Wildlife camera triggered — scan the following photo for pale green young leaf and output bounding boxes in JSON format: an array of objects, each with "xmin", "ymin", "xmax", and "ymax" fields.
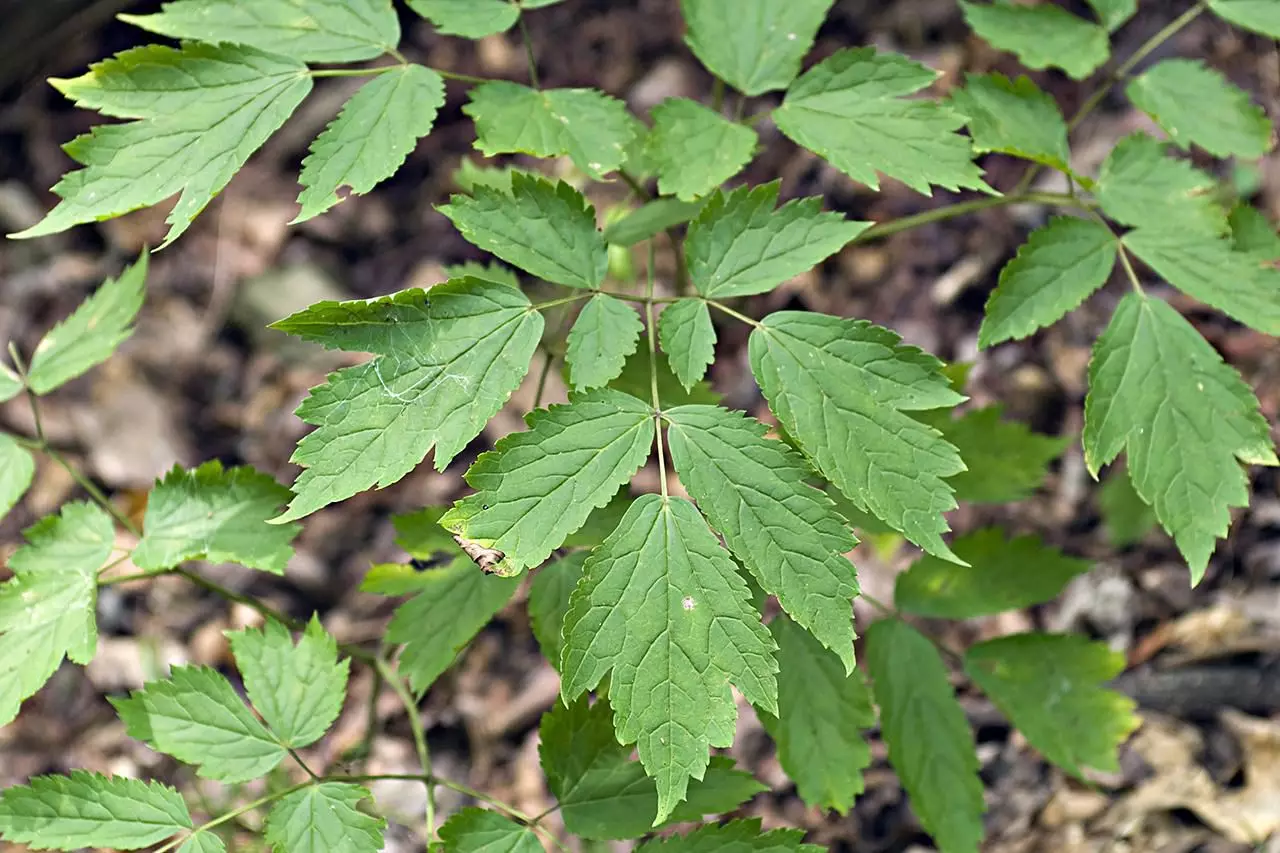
[
  {"xmin": 441, "ymin": 390, "xmax": 654, "ymax": 577},
  {"xmin": 647, "ymin": 98, "xmax": 757, "ymax": 200},
  {"xmin": 275, "ymin": 281, "xmax": 542, "ymax": 521},
  {"xmin": 758, "ymin": 615, "xmax": 874, "ymax": 814},
  {"xmin": 133, "ymin": 461, "xmax": 298, "ymax": 573},
  {"xmin": 119, "ymin": 0, "xmax": 399, "ymax": 63},
  {"xmin": 866, "ymin": 619, "xmax": 984, "ymax": 853},
  {"xmin": 1229, "ymin": 204, "xmax": 1280, "ymax": 262},
  {"xmin": 0, "ymin": 362, "xmax": 20, "ymax": 403},
  {"xmin": 0, "ymin": 434, "xmax": 34, "ymax": 520},
  {"xmin": 949, "ymin": 73, "xmax": 1071, "ymax": 173},
  {"xmin": 681, "ymin": 0, "xmax": 834, "ymax": 95},
  {"xmin": 638, "ymin": 819, "xmax": 822, "ymax": 852},
  {"xmin": 226, "ymin": 618, "xmax": 348, "ymax": 749},
  {"xmin": 406, "ymin": 0, "xmax": 519, "ymax": 37},
  {"xmin": 1098, "ymin": 465, "xmax": 1158, "ymax": 548},
  {"xmin": 14, "ymin": 45, "xmax": 311, "ymax": 246},
  {"xmin": 565, "ymin": 294, "xmax": 643, "ymax": 390},
  {"xmin": 178, "ymin": 834, "xmax": 227, "ymax": 853},
  {"xmin": 440, "ymin": 174, "xmax": 607, "ymax": 288},
  {"xmin": 0, "ymin": 771, "xmax": 190, "ymax": 851},
  {"xmin": 1123, "ymin": 228, "xmax": 1280, "ymax": 336},
  {"xmin": 438, "ymin": 808, "xmax": 541, "ymax": 853},
  {"xmin": 361, "ymin": 562, "xmax": 438, "ymax": 596},
  {"xmin": 561, "ymin": 494, "xmax": 779, "ymax": 822},
  {"xmin": 978, "ymin": 217, "xmax": 1117, "ymax": 347},
  {"xmin": 895, "ymin": 528, "xmax": 1091, "ymax": 620},
  {"xmin": 749, "ymin": 312, "xmax": 966, "ymax": 562},
  {"xmin": 1208, "ymin": 0, "xmax": 1280, "ymax": 38},
  {"xmin": 960, "ymin": 1, "xmax": 1109, "ymax": 80},
  {"xmin": 1127, "ymin": 59, "xmax": 1272, "ymax": 159},
  {"xmin": 529, "ymin": 553, "xmax": 587, "ymax": 668},
  {"xmin": 604, "ymin": 198, "xmax": 704, "ymax": 247},
  {"xmin": 264, "ymin": 783, "xmax": 384, "ymax": 853},
  {"xmin": 941, "ymin": 406, "xmax": 1071, "ymax": 503},
  {"xmin": 452, "ymin": 158, "xmax": 519, "ymax": 195},
  {"xmin": 0, "ymin": 502, "xmax": 112, "ymax": 727},
  {"xmin": 442, "ymin": 260, "xmax": 520, "ymax": 288},
  {"xmin": 686, "ymin": 183, "xmax": 869, "ymax": 298},
  {"xmin": 27, "ymin": 255, "xmax": 147, "ymax": 395},
  {"xmin": 295, "ymin": 65, "xmax": 445, "ymax": 222},
  {"xmin": 1087, "ymin": 0, "xmax": 1136, "ymax": 30},
  {"xmin": 1095, "ymin": 134, "xmax": 1228, "ymax": 236},
  {"xmin": 774, "ymin": 48, "xmax": 989, "ymax": 195},
  {"xmin": 659, "ymin": 299, "xmax": 716, "ymax": 391},
  {"xmin": 464, "ymin": 82, "xmax": 637, "ymax": 179},
  {"xmin": 1084, "ymin": 292, "xmax": 1278, "ymax": 581},
  {"xmin": 111, "ymin": 666, "xmax": 286, "ymax": 782},
  {"xmin": 385, "ymin": 557, "xmax": 519, "ymax": 693},
  {"xmin": 392, "ymin": 506, "xmax": 456, "ymax": 558},
  {"xmin": 965, "ymin": 633, "xmax": 1139, "ymax": 777},
  {"xmin": 666, "ymin": 405, "xmax": 859, "ymax": 670},
  {"xmin": 609, "ymin": 346, "xmax": 721, "ymax": 406}
]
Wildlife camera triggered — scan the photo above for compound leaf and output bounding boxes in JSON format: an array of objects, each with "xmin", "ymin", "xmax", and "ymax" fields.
[
  {"xmin": 950, "ymin": 73, "xmax": 1070, "ymax": 173},
  {"xmin": 295, "ymin": 64, "xmax": 445, "ymax": 222},
  {"xmin": 1084, "ymin": 292, "xmax": 1278, "ymax": 582},
  {"xmin": 441, "ymin": 390, "xmax": 654, "ymax": 577},
  {"xmin": 659, "ymin": 298, "xmax": 716, "ymax": 391},
  {"xmin": 385, "ymin": 556, "xmax": 520, "ymax": 694},
  {"xmin": 561, "ymin": 494, "xmax": 778, "ymax": 823},
  {"xmin": 749, "ymin": 312, "xmax": 966, "ymax": 562},
  {"xmin": 529, "ymin": 553, "xmax": 587, "ymax": 668},
  {"xmin": 438, "ymin": 809, "xmax": 541, "ymax": 853},
  {"xmin": 686, "ymin": 182, "xmax": 869, "ymax": 298},
  {"xmin": 866, "ymin": 619, "xmax": 984, "ymax": 853},
  {"xmin": 27, "ymin": 255, "xmax": 147, "ymax": 395},
  {"xmin": 0, "ymin": 771, "xmax": 190, "ymax": 851},
  {"xmin": 1127, "ymin": 59, "xmax": 1272, "ymax": 160},
  {"xmin": 758, "ymin": 615, "xmax": 874, "ymax": 814},
  {"xmin": 0, "ymin": 502, "xmax": 112, "ymax": 728},
  {"xmin": 1208, "ymin": 0, "xmax": 1280, "ymax": 38},
  {"xmin": 895, "ymin": 528, "xmax": 1091, "ymax": 619},
  {"xmin": 604, "ymin": 198, "xmax": 705, "ymax": 247},
  {"xmin": 774, "ymin": 48, "xmax": 988, "ymax": 195},
  {"xmin": 979, "ymin": 217, "xmax": 1117, "ymax": 347},
  {"xmin": 464, "ymin": 82, "xmax": 636, "ymax": 179},
  {"xmin": 439, "ymin": 174, "xmax": 608, "ymax": 288},
  {"xmin": 665, "ymin": 405, "xmax": 859, "ymax": 670},
  {"xmin": 960, "ymin": 1, "xmax": 1109, "ymax": 80},
  {"xmin": 133, "ymin": 461, "xmax": 298, "ymax": 574},
  {"xmin": 680, "ymin": 0, "xmax": 833, "ymax": 96},
  {"xmin": 264, "ymin": 783, "xmax": 384, "ymax": 853},
  {"xmin": 965, "ymin": 633, "xmax": 1139, "ymax": 777},
  {"xmin": 406, "ymin": 0, "xmax": 519, "ymax": 37},
  {"xmin": 647, "ymin": 98, "xmax": 757, "ymax": 200},
  {"xmin": 610, "ymin": 346, "xmax": 721, "ymax": 406},
  {"xmin": 0, "ymin": 434, "xmax": 34, "ymax": 520},
  {"xmin": 1087, "ymin": 0, "xmax": 1136, "ymax": 30},
  {"xmin": 565, "ymin": 294, "xmax": 643, "ymax": 390},
  {"xmin": 940, "ymin": 406, "xmax": 1071, "ymax": 503},
  {"xmin": 274, "ymin": 280, "xmax": 542, "ymax": 521},
  {"xmin": 1095, "ymin": 133, "xmax": 1228, "ymax": 237},
  {"xmin": 637, "ymin": 819, "xmax": 822, "ymax": 852},
  {"xmin": 226, "ymin": 617, "xmax": 348, "ymax": 750}
]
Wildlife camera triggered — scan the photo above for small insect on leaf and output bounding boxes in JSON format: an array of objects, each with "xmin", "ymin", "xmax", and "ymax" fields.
[{"xmin": 453, "ymin": 534, "xmax": 506, "ymax": 573}]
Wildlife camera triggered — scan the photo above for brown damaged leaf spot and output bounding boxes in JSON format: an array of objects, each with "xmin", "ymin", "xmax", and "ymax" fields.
[{"xmin": 453, "ymin": 534, "xmax": 505, "ymax": 573}]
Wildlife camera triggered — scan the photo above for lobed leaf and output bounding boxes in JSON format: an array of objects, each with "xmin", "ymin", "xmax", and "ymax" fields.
[
  {"xmin": 950, "ymin": 73, "xmax": 1071, "ymax": 173},
  {"xmin": 1095, "ymin": 133, "xmax": 1228, "ymax": 236},
  {"xmin": 438, "ymin": 808, "xmax": 541, "ymax": 853},
  {"xmin": 680, "ymin": 0, "xmax": 834, "ymax": 96},
  {"xmin": 637, "ymin": 819, "xmax": 822, "ymax": 853},
  {"xmin": 406, "ymin": 0, "xmax": 520, "ymax": 38},
  {"xmin": 528, "ymin": 552, "xmax": 587, "ymax": 668},
  {"xmin": 1208, "ymin": 0, "xmax": 1280, "ymax": 38},
  {"xmin": 960, "ymin": 1, "xmax": 1109, "ymax": 81},
  {"xmin": 659, "ymin": 298, "xmax": 717, "ymax": 390},
  {"xmin": 1126, "ymin": 59, "xmax": 1273, "ymax": 160},
  {"xmin": 647, "ymin": 98, "xmax": 757, "ymax": 200},
  {"xmin": 940, "ymin": 406, "xmax": 1071, "ymax": 503},
  {"xmin": 565, "ymin": 294, "xmax": 644, "ymax": 390},
  {"xmin": 263, "ymin": 783, "xmax": 384, "ymax": 853},
  {"xmin": 0, "ymin": 434, "xmax": 34, "ymax": 520}
]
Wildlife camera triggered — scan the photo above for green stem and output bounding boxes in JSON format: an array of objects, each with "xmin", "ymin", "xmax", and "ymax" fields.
[
  {"xmin": 645, "ymin": 242, "xmax": 669, "ymax": 498},
  {"xmin": 705, "ymin": 299, "xmax": 760, "ymax": 328},
  {"xmin": 856, "ymin": 191, "xmax": 1088, "ymax": 242},
  {"xmin": 310, "ymin": 64, "xmax": 402, "ymax": 79},
  {"xmin": 712, "ymin": 78, "xmax": 726, "ymax": 112},
  {"xmin": 532, "ymin": 292, "xmax": 592, "ymax": 312},
  {"xmin": 434, "ymin": 68, "xmax": 494, "ymax": 85},
  {"xmin": 377, "ymin": 656, "xmax": 436, "ymax": 841},
  {"xmin": 1117, "ymin": 244, "xmax": 1147, "ymax": 296},
  {"xmin": 518, "ymin": 13, "xmax": 540, "ymax": 88},
  {"xmin": 155, "ymin": 781, "xmax": 313, "ymax": 853}
]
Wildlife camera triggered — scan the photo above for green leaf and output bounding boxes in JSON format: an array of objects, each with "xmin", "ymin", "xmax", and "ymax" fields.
[
  {"xmin": 960, "ymin": 1, "xmax": 1109, "ymax": 81},
  {"xmin": 226, "ymin": 617, "xmax": 348, "ymax": 750},
  {"xmin": 949, "ymin": 73, "xmax": 1070, "ymax": 173},
  {"xmin": 647, "ymin": 98, "xmax": 757, "ymax": 200},
  {"xmin": 895, "ymin": 528, "xmax": 1091, "ymax": 619},
  {"xmin": 685, "ymin": 183, "xmax": 869, "ymax": 298},
  {"xmin": 940, "ymin": 406, "xmax": 1071, "ymax": 503},
  {"xmin": 1084, "ymin": 292, "xmax": 1278, "ymax": 581},
  {"xmin": 15, "ymin": 44, "xmax": 311, "ymax": 246},
  {"xmin": 442, "ymin": 390, "xmax": 654, "ymax": 577},
  {"xmin": 0, "ymin": 771, "xmax": 190, "ymax": 851},
  {"xmin": 750, "ymin": 312, "xmax": 966, "ymax": 562},
  {"xmin": 965, "ymin": 633, "xmax": 1139, "ymax": 777},
  {"xmin": 561, "ymin": 494, "xmax": 778, "ymax": 822},
  {"xmin": 111, "ymin": 666, "xmax": 286, "ymax": 783},
  {"xmin": 978, "ymin": 217, "xmax": 1117, "ymax": 347},
  {"xmin": 178, "ymin": 834, "xmax": 227, "ymax": 853},
  {"xmin": 385, "ymin": 557, "xmax": 519, "ymax": 693},
  {"xmin": 264, "ymin": 783, "xmax": 384, "ymax": 853},
  {"xmin": 443, "ymin": 260, "xmax": 520, "ymax": 288},
  {"xmin": 564, "ymin": 489, "xmax": 634, "ymax": 547},
  {"xmin": 1126, "ymin": 59, "xmax": 1272, "ymax": 160},
  {"xmin": 680, "ymin": 0, "xmax": 834, "ymax": 96},
  {"xmin": 438, "ymin": 808, "xmax": 541, "ymax": 853},
  {"xmin": 0, "ymin": 502, "xmax": 112, "ymax": 727},
  {"xmin": 637, "ymin": 819, "xmax": 821, "ymax": 853},
  {"xmin": 1123, "ymin": 228, "xmax": 1280, "ymax": 336},
  {"xmin": 119, "ymin": 0, "xmax": 399, "ymax": 63},
  {"xmin": 609, "ymin": 346, "xmax": 721, "ymax": 406},
  {"xmin": 1086, "ymin": 0, "xmax": 1136, "ymax": 30},
  {"xmin": 295, "ymin": 65, "xmax": 445, "ymax": 222},
  {"xmin": 406, "ymin": 0, "xmax": 520, "ymax": 37},
  {"xmin": 26, "ymin": 255, "xmax": 147, "ymax": 395},
  {"xmin": 1095, "ymin": 134, "xmax": 1228, "ymax": 237},
  {"xmin": 275, "ymin": 280, "xmax": 542, "ymax": 521},
  {"xmin": 666, "ymin": 405, "xmax": 859, "ymax": 670},
  {"xmin": 565, "ymin": 294, "xmax": 644, "ymax": 390},
  {"xmin": 0, "ymin": 434, "xmax": 34, "ymax": 520},
  {"xmin": 758, "ymin": 615, "xmax": 874, "ymax": 814},
  {"xmin": 133, "ymin": 461, "xmax": 298, "ymax": 574},
  {"xmin": 775, "ymin": 48, "xmax": 988, "ymax": 195},
  {"xmin": 0, "ymin": 362, "xmax": 21, "ymax": 403},
  {"xmin": 529, "ymin": 553, "xmax": 586, "ymax": 668},
  {"xmin": 1209, "ymin": 0, "xmax": 1280, "ymax": 38},
  {"xmin": 1229, "ymin": 204, "xmax": 1280, "ymax": 262},
  {"xmin": 1098, "ymin": 464, "xmax": 1158, "ymax": 548},
  {"xmin": 659, "ymin": 299, "xmax": 716, "ymax": 391},
  {"xmin": 452, "ymin": 158, "xmax": 519, "ymax": 195},
  {"xmin": 391, "ymin": 506, "xmax": 457, "ymax": 559},
  {"xmin": 866, "ymin": 619, "xmax": 984, "ymax": 853},
  {"xmin": 604, "ymin": 198, "xmax": 705, "ymax": 247},
  {"xmin": 440, "ymin": 174, "xmax": 607, "ymax": 288},
  {"xmin": 464, "ymin": 82, "xmax": 637, "ymax": 179}
]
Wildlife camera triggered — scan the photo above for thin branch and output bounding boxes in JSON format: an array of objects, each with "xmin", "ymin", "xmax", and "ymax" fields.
[
  {"xmin": 518, "ymin": 13, "xmax": 540, "ymax": 89},
  {"xmin": 856, "ymin": 191, "xmax": 1089, "ymax": 243},
  {"xmin": 646, "ymin": 242, "xmax": 668, "ymax": 499},
  {"xmin": 377, "ymin": 656, "xmax": 436, "ymax": 841},
  {"xmin": 706, "ymin": 298, "xmax": 761, "ymax": 328}
]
